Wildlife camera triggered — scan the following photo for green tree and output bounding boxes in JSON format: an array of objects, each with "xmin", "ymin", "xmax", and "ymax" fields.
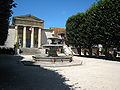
[
  {"xmin": 87, "ymin": 0, "xmax": 120, "ymax": 57},
  {"xmin": 83, "ymin": 2, "xmax": 103, "ymax": 56},
  {"xmin": 82, "ymin": 13, "xmax": 98, "ymax": 56},
  {"xmin": 66, "ymin": 13, "xmax": 85, "ymax": 55},
  {"xmin": 0, "ymin": 0, "xmax": 16, "ymax": 45},
  {"xmin": 66, "ymin": 0, "xmax": 120, "ymax": 57}
]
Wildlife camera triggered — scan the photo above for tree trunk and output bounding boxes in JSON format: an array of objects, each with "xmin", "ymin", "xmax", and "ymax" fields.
[
  {"xmin": 84, "ymin": 49, "xmax": 87, "ymax": 56},
  {"xmin": 77, "ymin": 47, "xmax": 81, "ymax": 56},
  {"xmin": 89, "ymin": 47, "xmax": 92, "ymax": 56},
  {"xmin": 104, "ymin": 46, "xmax": 109, "ymax": 57},
  {"xmin": 96, "ymin": 48, "xmax": 99, "ymax": 57}
]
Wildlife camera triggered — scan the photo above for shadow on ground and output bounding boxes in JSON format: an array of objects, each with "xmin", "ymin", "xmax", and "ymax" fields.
[{"xmin": 0, "ymin": 55, "xmax": 72, "ymax": 90}]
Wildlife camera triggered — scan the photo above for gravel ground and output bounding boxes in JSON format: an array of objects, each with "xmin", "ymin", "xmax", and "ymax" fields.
[
  {"xmin": 1, "ymin": 55, "xmax": 120, "ymax": 90},
  {"xmin": 45, "ymin": 56, "xmax": 120, "ymax": 90}
]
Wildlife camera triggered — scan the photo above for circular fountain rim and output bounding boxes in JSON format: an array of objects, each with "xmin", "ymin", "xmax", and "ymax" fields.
[{"xmin": 22, "ymin": 55, "xmax": 83, "ymax": 67}]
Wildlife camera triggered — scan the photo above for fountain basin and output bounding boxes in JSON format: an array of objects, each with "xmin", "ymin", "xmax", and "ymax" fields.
[
  {"xmin": 32, "ymin": 54, "xmax": 72, "ymax": 62},
  {"xmin": 32, "ymin": 37, "xmax": 73, "ymax": 63}
]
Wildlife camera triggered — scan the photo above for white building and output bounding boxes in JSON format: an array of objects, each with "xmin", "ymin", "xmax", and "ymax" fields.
[{"xmin": 5, "ymin": 15, "xmax": 54, "ymax": 48}]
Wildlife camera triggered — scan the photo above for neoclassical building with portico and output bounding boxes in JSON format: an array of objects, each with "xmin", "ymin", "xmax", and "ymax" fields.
[
  {"xmin": 12, "ymin": 15, "xmax": 44, "ymax": 48},
  {"xmin": 5, "ymin": 15, "xmax": 66, "ymax": 48}
]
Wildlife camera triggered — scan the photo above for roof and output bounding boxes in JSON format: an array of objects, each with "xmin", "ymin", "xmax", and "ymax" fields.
[
  {"xmin": 13, "ymin": 14, "xmax": 44, "ymax": 22},
  {"xmin": 50, "ymin": 27, "xmax": 66, "ymax": 37},
  {"xmin": 42, "ymin": 29, "xmax": 53, "ymax": 31},
  {"xmin": 50, "ymin": 27, "xmax": 65, "ymax": 31}
]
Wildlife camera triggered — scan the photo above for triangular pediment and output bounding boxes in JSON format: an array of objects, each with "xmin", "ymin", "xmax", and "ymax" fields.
[{"xmin": 13, "ymin": 15, "xmax": 44, "ymax": 22}]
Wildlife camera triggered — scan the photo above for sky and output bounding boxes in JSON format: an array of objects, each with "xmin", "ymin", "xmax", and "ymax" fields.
[{"xmin": 12, "ymin": 0, "xmax": 97, "ymax": 29}]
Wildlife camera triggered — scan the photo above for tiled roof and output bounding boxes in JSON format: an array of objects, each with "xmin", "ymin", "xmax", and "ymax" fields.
[{"xmin": 50, "ymin": 27, "xmax": 66, "ymax": 37}]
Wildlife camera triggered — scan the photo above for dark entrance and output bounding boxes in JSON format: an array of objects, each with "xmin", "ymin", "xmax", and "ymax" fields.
[
  {"xmin": 34, "ymin": 27, "xmax": 38, "ymax": 48},
  {"xmin": 26, "ymin": 27, "xmax": 31, "ymax": 48},
  {"xmin": 26, "ymin": 39, "xmax": 31, "ymax": 47}
]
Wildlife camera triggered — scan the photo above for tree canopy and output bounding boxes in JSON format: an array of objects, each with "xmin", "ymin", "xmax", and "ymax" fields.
[
  {"xmin": 66, "ymin": 0, "xmax": 120, "ymax": 56},
  {"xmin": 66, "ymin": 13, "xmax": 85, "ymax": 55}
]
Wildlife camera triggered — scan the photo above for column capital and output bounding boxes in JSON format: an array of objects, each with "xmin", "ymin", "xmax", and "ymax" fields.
[
  {"xmin": 15, "ymin": 25, "xmax": 18, "ymax": 30},
  {"xmin": 24, "ymin": 26, "xmax": 27, "ymax": 28}
]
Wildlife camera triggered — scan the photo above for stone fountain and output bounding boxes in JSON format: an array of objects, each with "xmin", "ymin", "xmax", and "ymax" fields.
[{"xmin": 32, "ymin": 37, "xmax": 72, "ymax": 63}]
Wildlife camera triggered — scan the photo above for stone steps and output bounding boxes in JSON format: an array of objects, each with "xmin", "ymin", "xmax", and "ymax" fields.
[{"xmin": 20, "ymin": 48, "xmax": 41, "ymax": 55}]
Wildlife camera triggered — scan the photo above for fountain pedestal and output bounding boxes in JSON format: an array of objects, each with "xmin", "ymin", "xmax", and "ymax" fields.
[
  {"xmin": 42, "ymin": 44, "xmax": 63, "ymax": 57},
  {"xmin": 48, "ymin": 47, "xmax": 58, "ymax": 57}
]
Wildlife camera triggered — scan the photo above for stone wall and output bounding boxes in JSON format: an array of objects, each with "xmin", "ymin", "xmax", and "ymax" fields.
[
  {"xmin": 4, "ymin": 27, "xmax": 16, "ymax": 48},
  {"xmin": 41, "ymin": 29, "xmax": 53, "ymax": 45}
]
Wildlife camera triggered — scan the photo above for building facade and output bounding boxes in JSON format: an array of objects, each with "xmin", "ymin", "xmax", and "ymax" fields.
[
  {"xmin": 50, "ymin": 27, "xmax": 66, "ymax": 40},
  {"xmin": 4, "ymin": 15, "xmax": 66, "ymax": 48},
  {"xmin": 12, "ymin": 15, "xmax": 44, "ymax": 48}
]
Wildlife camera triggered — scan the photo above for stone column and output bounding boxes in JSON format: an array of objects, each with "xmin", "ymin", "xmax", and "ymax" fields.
[
  {"xmin": 15, "ymin": 25, "xmax": 18, "ymax": 43},
  {"xmin": 38, "ymin": 28, "xmax": 42, "ymax": 48},
  {"xmin": 31, "ymin": 27, "xmax": 34, "ymax": 48},
  {"xmin": 23, "ymin": 26, "xmax": 26, "ymax": 48}
]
